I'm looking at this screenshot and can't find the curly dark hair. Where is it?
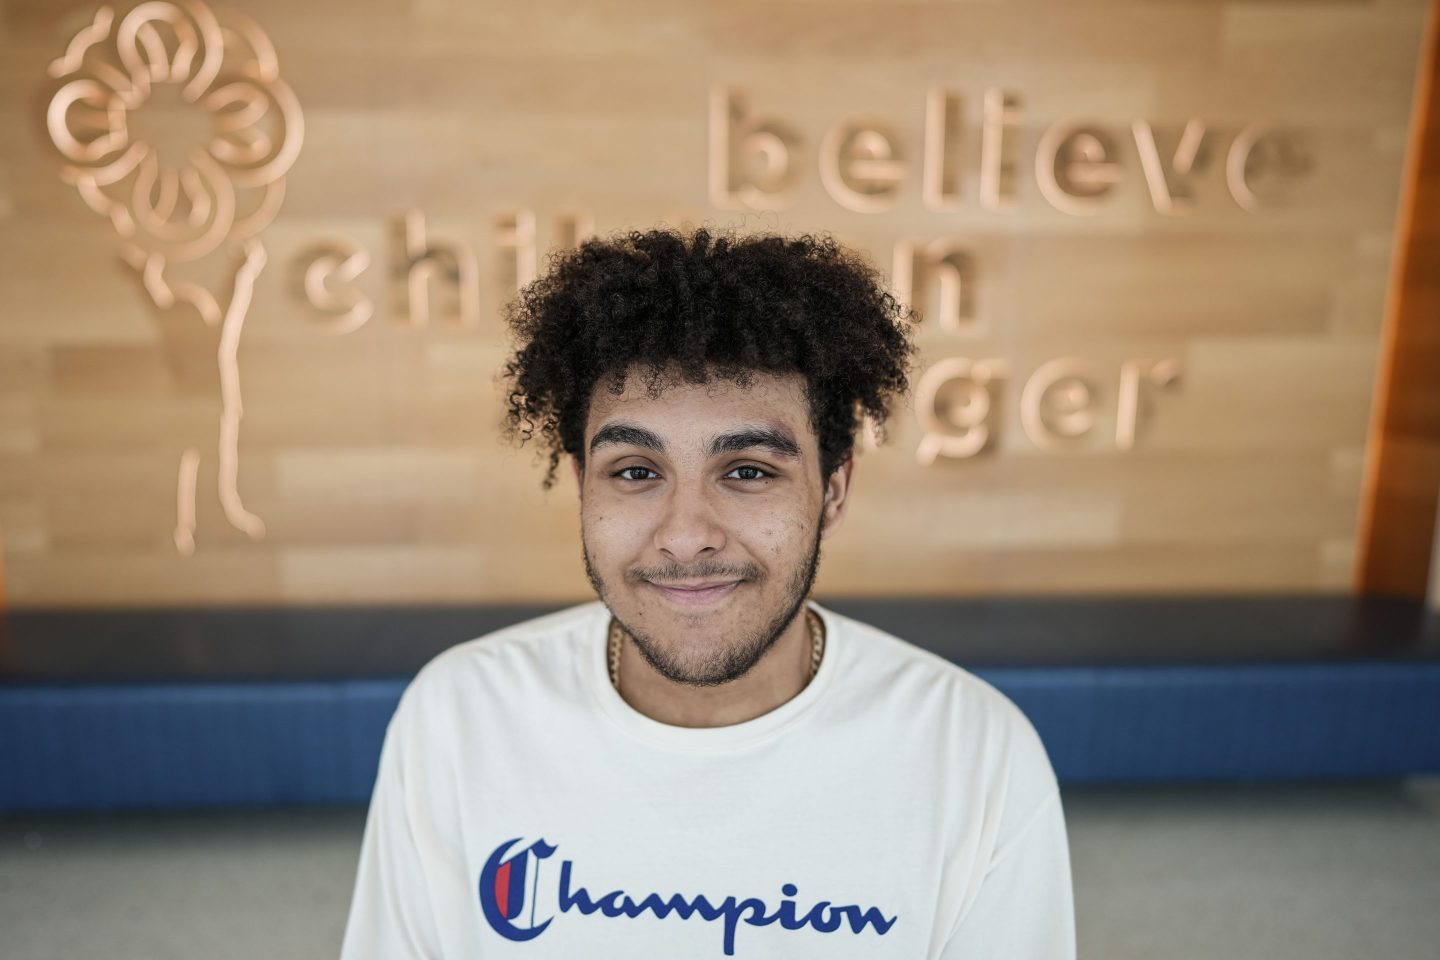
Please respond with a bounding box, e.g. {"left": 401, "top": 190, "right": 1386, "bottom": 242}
{"left": 499, "top": 224, "right": 918, "bottom": 489}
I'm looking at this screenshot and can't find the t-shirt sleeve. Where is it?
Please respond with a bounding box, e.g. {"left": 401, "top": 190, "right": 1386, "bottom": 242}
{"left": 338, "top": 704, "right": 443, "bottom": 960}
{"left": 938, "top": 694, "right": 1077, "bottom": 960}
{"left": 938, "top": 786, "right": 1076, "bottom": 959}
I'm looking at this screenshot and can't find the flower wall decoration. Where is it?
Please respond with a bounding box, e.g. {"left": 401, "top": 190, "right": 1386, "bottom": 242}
{"left": 46, "top": 0, "right": 304, "bottom": 555}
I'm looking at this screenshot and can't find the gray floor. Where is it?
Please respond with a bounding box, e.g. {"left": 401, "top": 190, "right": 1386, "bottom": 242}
{"left": 3, "top": 780, "right": 1439, "bottom": 959}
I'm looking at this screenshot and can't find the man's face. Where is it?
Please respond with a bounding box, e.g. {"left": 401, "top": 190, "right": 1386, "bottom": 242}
{"left": 575, "top": 365, "right": 852, "bottom": 687}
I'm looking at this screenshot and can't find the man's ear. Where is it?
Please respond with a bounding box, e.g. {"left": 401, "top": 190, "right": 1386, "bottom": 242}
{"left": 820, "top": 456, "right": 855, "bottom": 541}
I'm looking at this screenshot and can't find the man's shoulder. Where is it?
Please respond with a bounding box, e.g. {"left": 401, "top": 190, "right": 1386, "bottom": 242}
{"left": 392, "top": 600, "right": 605, "bottom": 718}
{"left": 827, "top": 604, "right": 1012, "bottom": 707}
{"left": 824, "top": 605, "right": 1055, "bottom": 773}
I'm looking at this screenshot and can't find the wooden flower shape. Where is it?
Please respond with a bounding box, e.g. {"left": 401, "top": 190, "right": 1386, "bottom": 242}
{"left": 46, "top": 0, "right": 303, "bottom": 262}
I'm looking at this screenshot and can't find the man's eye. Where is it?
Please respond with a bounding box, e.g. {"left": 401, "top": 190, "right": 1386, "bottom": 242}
{"left": 725, "top": 465, "right": 772, "bottom": 482}
{"left": 613, "top": 466, "right": 658, "bottom": 482}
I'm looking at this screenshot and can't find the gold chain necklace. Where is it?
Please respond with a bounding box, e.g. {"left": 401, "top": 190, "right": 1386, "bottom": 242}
{"left": 608, "top": 608, "right": 825, "bottom": 692}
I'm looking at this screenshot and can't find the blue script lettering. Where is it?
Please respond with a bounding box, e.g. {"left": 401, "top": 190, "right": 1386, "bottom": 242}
{"left": 548, "top": 857, "right": 895, "bottom": 955}
{"left": 490, "top": 841, "right": 898, "bottom": 955}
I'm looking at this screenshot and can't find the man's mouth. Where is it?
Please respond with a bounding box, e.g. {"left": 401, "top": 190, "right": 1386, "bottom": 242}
{"left": 645, "top": 579, "right": 744, "bottom": 607}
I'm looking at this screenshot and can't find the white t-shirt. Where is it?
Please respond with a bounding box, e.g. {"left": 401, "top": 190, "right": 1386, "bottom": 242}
{"left": 339, "top": 599, "right": 1075, "bottom": 959}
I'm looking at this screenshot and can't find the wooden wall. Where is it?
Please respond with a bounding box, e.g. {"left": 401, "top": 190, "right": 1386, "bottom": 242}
{"left": 0, "top": 0, "right": 1430, "bottom": 607}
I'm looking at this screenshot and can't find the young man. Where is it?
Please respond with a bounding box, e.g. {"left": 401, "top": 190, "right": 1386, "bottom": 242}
{"left": 339, "top": 227, "right": 1076, "bottom": 958}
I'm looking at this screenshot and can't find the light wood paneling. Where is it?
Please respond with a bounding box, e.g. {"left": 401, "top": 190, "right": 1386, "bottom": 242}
{"left": 0, "top": 0, "right": 1430, "bottom": 606}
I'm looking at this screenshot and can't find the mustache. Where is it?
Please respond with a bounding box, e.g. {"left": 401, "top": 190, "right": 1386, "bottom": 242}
{"left": 626, "top": 559, "right": 764, "bottom": 584}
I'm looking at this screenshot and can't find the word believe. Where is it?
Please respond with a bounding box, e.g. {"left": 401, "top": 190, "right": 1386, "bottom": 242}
{"left": 711, "top": 86, "right": 1313, "bottom": 215}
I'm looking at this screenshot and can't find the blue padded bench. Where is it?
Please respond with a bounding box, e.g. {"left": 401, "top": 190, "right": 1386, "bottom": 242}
{"left": 2, "top": 594, "right": 1438, "bottom": 811}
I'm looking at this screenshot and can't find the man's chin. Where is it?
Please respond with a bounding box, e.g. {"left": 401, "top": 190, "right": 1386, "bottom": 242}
{"left": 641, "top": 647, "right": 761, "bottom": 688}
{"left": 623, "top": 620, "right": 769, "bottom": 687}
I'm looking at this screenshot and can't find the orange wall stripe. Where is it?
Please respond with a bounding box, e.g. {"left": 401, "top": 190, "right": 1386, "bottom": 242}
{"left": 1356, "top": 0, "right": 1440, "bottom": 599}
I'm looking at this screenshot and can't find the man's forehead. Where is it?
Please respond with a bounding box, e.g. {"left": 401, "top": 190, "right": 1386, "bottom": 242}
{"left": 584, "top": 370, "right": 813, "bottom": 452}
{"left": 588, "top": 368, "right": 807, "bottom": 419}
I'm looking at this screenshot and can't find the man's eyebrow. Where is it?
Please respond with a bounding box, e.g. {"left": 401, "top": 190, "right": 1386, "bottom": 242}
{"left": 589, "top": 422, "right": 666, "bottom": 456}
{"left": 707, "top": 426, "right": 801, "bottom": 461}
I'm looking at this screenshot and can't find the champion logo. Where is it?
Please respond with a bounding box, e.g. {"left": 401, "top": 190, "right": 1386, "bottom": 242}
{"left": 479, "top": 836, "right": 898, "bottom": 955}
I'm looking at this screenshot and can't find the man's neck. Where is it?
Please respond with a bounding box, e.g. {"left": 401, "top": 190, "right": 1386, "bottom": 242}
{"left": 614, "top": 610, "right": 816, "bottom": 728}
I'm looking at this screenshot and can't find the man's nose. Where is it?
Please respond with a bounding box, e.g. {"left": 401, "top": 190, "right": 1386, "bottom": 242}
{"left": 652, "top": 476, "right": 727, "bottom": 562}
